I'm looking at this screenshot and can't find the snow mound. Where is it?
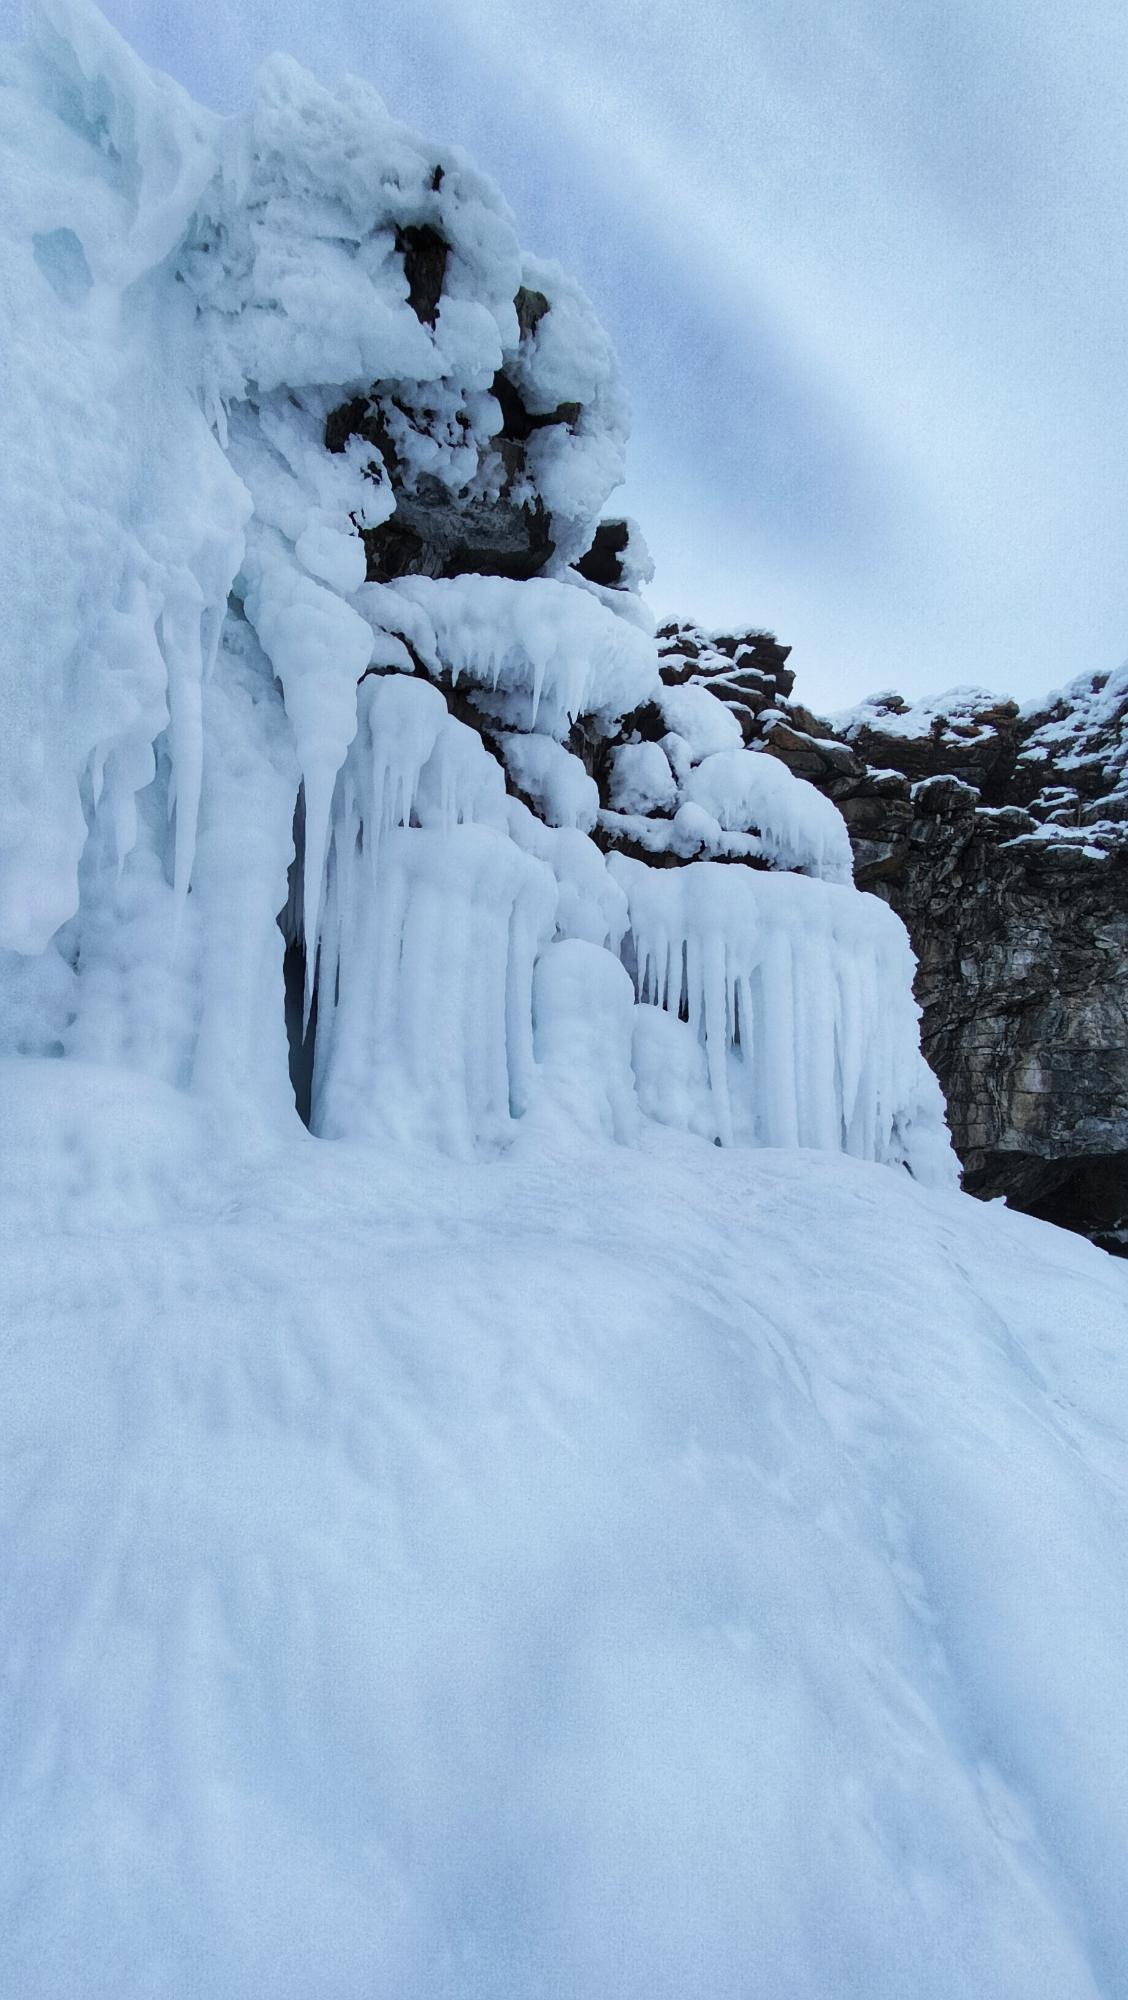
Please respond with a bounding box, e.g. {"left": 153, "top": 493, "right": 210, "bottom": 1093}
{"left": 683, "top": 746, "right": 854, "bottom": 882}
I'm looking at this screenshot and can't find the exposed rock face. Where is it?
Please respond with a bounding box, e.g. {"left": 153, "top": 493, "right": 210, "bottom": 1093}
{"left": 325, "top": 362, "right": 561, "bottom": 584}
{"left": 658, "top": 627, "right": 1128, "bottom": 1252}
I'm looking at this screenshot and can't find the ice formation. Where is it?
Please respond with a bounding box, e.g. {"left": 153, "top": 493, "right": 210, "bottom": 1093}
{"left": 614, "top": 858, "right": 950, "bottom": 1173}
{"left": 0, "top": 0, "right": 952, "bottom": 1183}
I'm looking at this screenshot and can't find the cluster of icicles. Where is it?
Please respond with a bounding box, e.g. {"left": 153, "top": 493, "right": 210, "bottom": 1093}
{"left": 293, "top": 670, "right": 951, "bottom": 1180}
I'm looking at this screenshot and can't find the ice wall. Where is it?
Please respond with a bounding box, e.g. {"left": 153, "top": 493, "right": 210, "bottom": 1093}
{"left": 0, "top": 0, "right": 956, "bottom": 1187}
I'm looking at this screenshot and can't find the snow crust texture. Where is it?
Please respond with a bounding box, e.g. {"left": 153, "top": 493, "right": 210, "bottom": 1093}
{"left": 0, "top": 0, "right": 949, "bottom": 1180}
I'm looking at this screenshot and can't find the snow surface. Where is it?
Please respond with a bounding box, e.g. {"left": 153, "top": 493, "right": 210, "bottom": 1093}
{"left": 657, "top": 679, "right": 745, "bottom": 759}
{"left": 2, "top": 1064, "right": 1127, "bottom": 1999}
{"left": 395, "top": 572, "right": 659, "bottom": 738}
{"left": 497, "top": 731, "right": 600, "bottom": 831}
{"left": 606, "top": 739, "right": 679, "bottom": 816}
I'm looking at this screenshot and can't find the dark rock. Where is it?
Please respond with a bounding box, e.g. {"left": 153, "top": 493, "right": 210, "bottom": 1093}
{"left": 362, "top": 493, "right": 554, "bottom": 584}
{"left": 575, "top": 519, "right": 631, "bottom": 589}
{"left": 360, "top": 516, "right": 425, "bottom": 582}
{"left": 836, "top": 792, "right": 915, "bottom": 886}
{"left": 395, "top": 223, "right": 448, "bottom": 326}
{"left": 614, "top": 700, "right": 670, "bottom": 746}
{"left": 490, "top": 370, "right": 581, "bottom": 442}
{"left": 725, "top": 702, "right": 768, "bottom": 745}
{"left": 326, "top": 385, "right": 558, "bottom": 585}
{"left": 657, "top": 625, "right": 795, "bottom": 705}
{"left": 656, "top": 655, "right": 703, "bottom": 687}
{"left": 972, "top": 806, "right": 1038, "bottom": 840}
{"left": 656, "top": 625, "right": 702, "bottom": 661}
{"left": 761, "top": 718, "right": 864, "bottom": 781}
{"left": 324, "top": 395, "right": 400, "bottom": 475}
{"left": 515, "top": 286, "right": 550, "bottom": 340}
{"left": 910, "top": 774, "right": 980, "bottom": 815}
{"left": 490, "top": 371, "right": 535, "bottom": 443}
{"left": 843, "top": 694, "right": 1021, "bottom": 800}
{"left": 440, "top": 503, "right": 555, "bottom": 580}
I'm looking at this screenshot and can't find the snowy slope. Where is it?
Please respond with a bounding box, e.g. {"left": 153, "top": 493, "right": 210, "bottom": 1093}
{"left": 2, "top": 1065, "right": 1127, "bottom": 1999}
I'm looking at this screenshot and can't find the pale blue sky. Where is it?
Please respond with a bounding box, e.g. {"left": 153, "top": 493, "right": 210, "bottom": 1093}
{"left": 8, "top": 0, "right": 1128, "bottom": 708}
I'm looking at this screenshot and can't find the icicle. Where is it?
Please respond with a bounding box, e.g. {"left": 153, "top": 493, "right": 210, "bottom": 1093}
{"left": 156, "top": 590, "right": 207, "bottom": 924}
{"left": 394, "top": 575, "right": 658, "bottom": 742}
{"left": 700, "top": 925, "right": 733, "bottom": 1148}
{"left": 530, "top": 649, "right": 546, "bottom": 732}
{"left": 300, "top": 759, "right": 335, "bottom": 1021}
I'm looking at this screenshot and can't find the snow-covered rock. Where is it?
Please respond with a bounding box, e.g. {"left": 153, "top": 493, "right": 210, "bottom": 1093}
{"left": 0, "top": 0, "right": 946, "bottom": 1178}
{"left": 665, "top": 620, "right": 1128, "bottom": 1248}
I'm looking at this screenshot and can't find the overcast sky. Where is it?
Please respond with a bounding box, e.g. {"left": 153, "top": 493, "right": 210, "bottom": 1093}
{"left": 10, "top": 0, "right": 1128, "bottom": 709}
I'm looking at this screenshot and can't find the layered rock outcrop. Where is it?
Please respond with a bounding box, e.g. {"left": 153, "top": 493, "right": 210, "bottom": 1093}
{"left": 647, "top": 626, "right": 1128, "bottom": 1252}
